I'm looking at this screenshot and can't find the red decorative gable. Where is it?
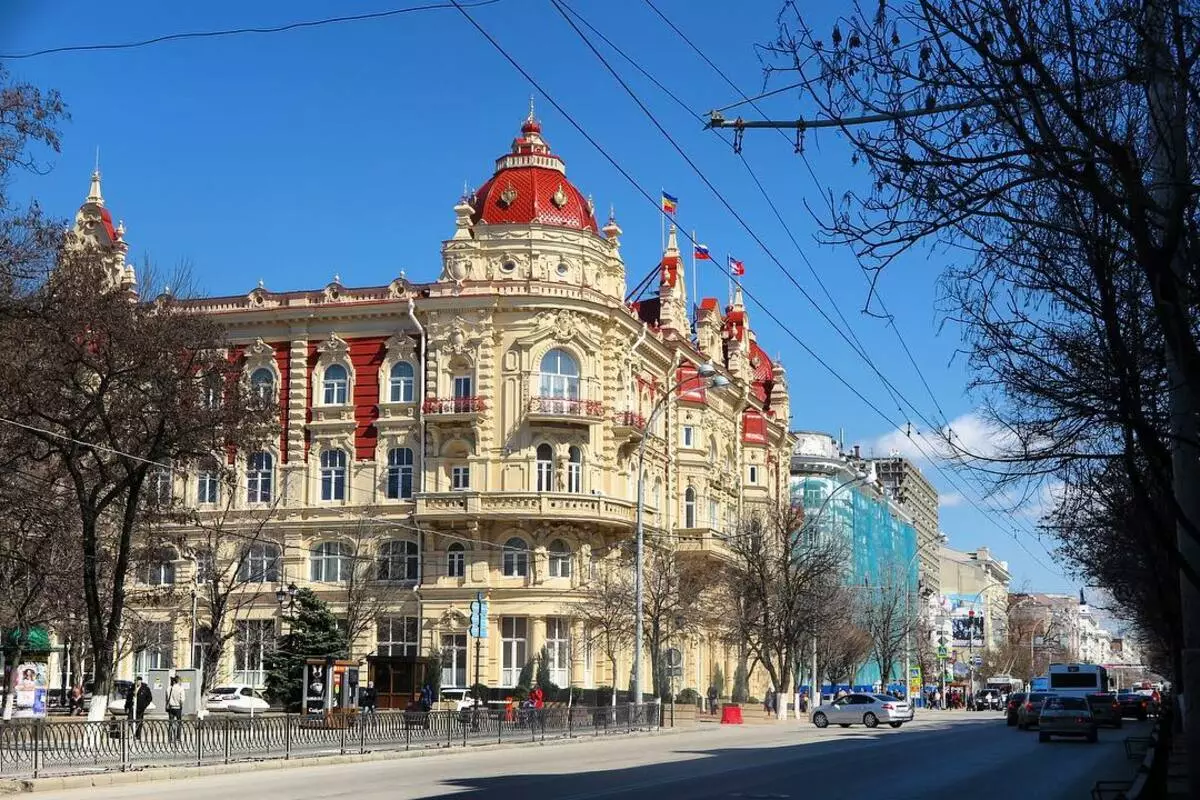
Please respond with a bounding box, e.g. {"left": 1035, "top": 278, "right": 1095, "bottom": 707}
{"left": 742, "top": 409, "right": 767, "bottom": 444}
{"left": 676, "top": 363, "right": 706, "bottom": 402}
{"left": 749, "top": 341, "right": 775, "bottom": 405}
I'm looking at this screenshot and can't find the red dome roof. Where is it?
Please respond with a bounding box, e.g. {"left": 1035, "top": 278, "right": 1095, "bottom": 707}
{"left": 470, "top": 115, "right": 598, "bottom": 233}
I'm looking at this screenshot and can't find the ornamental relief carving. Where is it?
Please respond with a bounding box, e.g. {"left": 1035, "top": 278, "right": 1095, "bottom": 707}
{"left": 316, "top": 331, "right": 350, "bottom": 359}
{"left": 243, "top": 337, "right": 276, "bottom": 373}
{"left": 383, "top": 332, "right": 418, "bottom": 363}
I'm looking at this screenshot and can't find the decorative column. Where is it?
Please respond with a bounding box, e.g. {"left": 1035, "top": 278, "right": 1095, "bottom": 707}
{"left": 529, "top": 616, "right": 546, "bottom": 668}
{"left": 570, "top": 619, "right": 586, "bottom": 687}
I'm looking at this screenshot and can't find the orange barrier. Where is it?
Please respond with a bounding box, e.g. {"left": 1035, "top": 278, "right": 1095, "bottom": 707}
{"left": 720, "top": 704, "right": 743, "bottom": 724}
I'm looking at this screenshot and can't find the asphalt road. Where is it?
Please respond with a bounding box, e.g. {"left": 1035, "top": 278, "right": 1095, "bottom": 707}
{"left": 31, "top": 711, "right": 1150, "bottom": 800}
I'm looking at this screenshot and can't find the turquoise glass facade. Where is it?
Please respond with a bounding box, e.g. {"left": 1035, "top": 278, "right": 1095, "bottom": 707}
{"left": 791, "top": 475, "right": 919, "bottom": 688}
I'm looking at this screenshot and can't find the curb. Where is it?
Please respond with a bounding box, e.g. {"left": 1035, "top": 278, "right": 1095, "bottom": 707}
{"left": 0, "top": 724, "right": 699, "bottom": 794}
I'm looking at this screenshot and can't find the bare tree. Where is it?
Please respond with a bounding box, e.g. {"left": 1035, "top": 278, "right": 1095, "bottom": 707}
{"left": 0, "top": 254, "right": 278, "bottom": 719}
{"left": 763, "top": 0, "right": 1200, "bottom": 759}
{"left": 860, "top": 566, "right": 918, "bottom": 690}
{"left": 716, "top": 504, "right": 848, "bottom": 715}
{"left": 640, "top": 544, "right": 707, "bottom": 700}
{"left": 342, "top": 515, "right": 419, "bottom": 655}
{"left": 572, "top": 546, "right": 633, "bottom": 704}
{"left": 818, "top": 622, "right": 873, "bottom": 689}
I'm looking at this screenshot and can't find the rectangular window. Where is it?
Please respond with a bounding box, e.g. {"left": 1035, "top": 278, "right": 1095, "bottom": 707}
{"left": 197, "top": 470, "right": 220, "bottom": 504}
{"left": 748, "top": 465, "right": 759, "bottom": 485}
{"left": 133, "top": 622, "right": 174, "bottom": 673}
{"left": 709, "top": 499, "right": 718, "bottom": 526}
{"left": 447, "top": 546, "right": 466, "bottom": 578}
{"left": 377, "top": 616, "right": 419, "bottom": 657}
{"left": 501, "top": 617, "right": 528, "bottom": 687}
{"left": 545, "top": 617, "right": 570, "bottom": 688}
{"left": 451, "top": 465, "right": 470, "bottom": 491}
{"left": 233, "top": 619, "right": 275, "bottom": 687}
{"left": 441, "top": 634, "right": 468, "bottom": 687}
{"left": 681, "top": 426, "right": 695, "bottom": 448}
{"left": 453, "top": 375, "right": 472, "bottom": 398}
{"left": 148, "top": 467, "right": 173, "bottom": 508}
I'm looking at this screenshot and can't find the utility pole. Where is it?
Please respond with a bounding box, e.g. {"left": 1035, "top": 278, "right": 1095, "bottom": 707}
{"left": 1146, "top": 1, "right": 1200, "bottom": 774}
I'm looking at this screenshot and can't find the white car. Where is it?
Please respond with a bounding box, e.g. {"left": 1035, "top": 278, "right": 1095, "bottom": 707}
{"left": 440, "top": 689, "right": 477, "bottom": 712}
{"left": 811, "top": 693, "right": 913, "bottom": 729}
{"left": 206, "top": 685, "right": 271, "bottom": 714}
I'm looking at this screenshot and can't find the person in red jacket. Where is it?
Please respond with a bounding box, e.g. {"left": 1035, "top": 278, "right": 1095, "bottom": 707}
{"left": 530, "top": 684, "right": 545, "bottom": 709}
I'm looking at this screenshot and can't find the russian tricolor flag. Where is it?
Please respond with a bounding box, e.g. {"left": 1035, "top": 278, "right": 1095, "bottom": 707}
{"left": 694, "top": 244, "right": 711, "bottom": 260}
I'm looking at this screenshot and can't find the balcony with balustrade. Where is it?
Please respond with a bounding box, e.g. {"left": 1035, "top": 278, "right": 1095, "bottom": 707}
{"left": 415, "top": 490, "right": 660, "bottom": 532}
{"left": 612, "top": 409, "right": 647, "bottom": 442}
{"left": 525, "top": 374, "right": 604, "bottom": 426}
{"left": 422, "top": 396, "right": 487, "bottom": 422}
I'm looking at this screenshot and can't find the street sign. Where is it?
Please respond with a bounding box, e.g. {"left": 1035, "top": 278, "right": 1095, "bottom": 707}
{"left": 937, "top": 645, "right": 948, "bottom": 659}
{"left": 469, "top": 592, "right": 489, "bottom": 638}
{"left": 669, "top": 666, "right": 683, "bottom": 677}
{"left": 972, "top": 655, "right": 983, "bottom": 668}
{"left": 665, "top": 647, "right": 683, "bottom": 668}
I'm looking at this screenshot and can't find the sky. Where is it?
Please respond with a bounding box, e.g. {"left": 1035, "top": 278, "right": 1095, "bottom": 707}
{"left": 0, "top": 0, "right": 1081, "bottom": 596}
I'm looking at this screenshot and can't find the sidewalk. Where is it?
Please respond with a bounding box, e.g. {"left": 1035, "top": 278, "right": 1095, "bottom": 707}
{"left": 1166, "top": 728, "right": 1189, "bottom": 798}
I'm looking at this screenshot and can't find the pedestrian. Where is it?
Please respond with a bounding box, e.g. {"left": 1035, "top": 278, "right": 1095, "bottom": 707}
{"left": 360, "top": 681, "right": 377, "bottom": 715}
{"left": 165, "top": 675, "right": 185, "bottom": 743}
{"left": 530, "top": 683, "right": 545, "bottom": 709}
{"left": 420, "top": 682, "right": 434, "bottom": 713}
{"left": 69, "top": 683, "right": 85, "bottom": 716}
{"left": 125, "top": 676, "right": 153, "bottom": 740}
{"left": 799, "top": 690, "right": 809, "bottom": 714}
{"left": 707, "top": 685, "right": 719, "bottom": 716}
{"left": 764, "top": 688, "right": 775, "bottom": 718}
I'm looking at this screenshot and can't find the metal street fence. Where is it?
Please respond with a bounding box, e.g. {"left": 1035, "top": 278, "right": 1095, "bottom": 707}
{"left": 0, "top": 703, "right": 661, "bottom": 779}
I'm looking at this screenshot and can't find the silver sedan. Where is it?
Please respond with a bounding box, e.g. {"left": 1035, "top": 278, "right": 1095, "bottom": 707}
{"left": 811, "top": 693, "right": 913, "bottom": 729}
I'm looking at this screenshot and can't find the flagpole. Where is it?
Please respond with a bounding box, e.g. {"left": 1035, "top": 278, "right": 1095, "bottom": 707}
{"left": 727, "top": 255, "right": 733, "bottom": 308}
{"left": 691, "top": 230, "right": 698, "bottom": 330}
{"left": 660, "top": 189, "right": 666, "bottom": 252}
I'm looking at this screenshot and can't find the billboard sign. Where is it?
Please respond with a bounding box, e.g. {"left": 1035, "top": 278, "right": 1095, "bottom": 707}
{"left": 10, "top": 662, "right": 47, "bottom": 719}
{"left": 951, "top": 616, "right": 985, "bottom": 648}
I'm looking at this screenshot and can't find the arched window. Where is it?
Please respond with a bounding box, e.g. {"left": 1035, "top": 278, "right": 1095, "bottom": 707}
{"left": 539, "top": 349, "right": 580, "bottom": 399}
{"left": 238, "top": 542, "right": 281, "bottom": 583}
{"left": 320, "top": 449, "right": 347, "bottom": 501}
{"left": 310, "top": 541, "right": 352, "bottom": 583}
{"left": 247, "top": 452, "right": 273, "bottom": 503}
{"left": 378, "top": 539, "right": 419, "bottom": 582}
{"left": 386, "top": 447, "right": 415, "bottom": 499}
{"left": 250, "top": 368, "right": 275, "bottom": 404}
{"left": 143, "top": 547, "right": 176, "bottom": 585}
{"left": 322, "top": 364, "right": 349, "bottom": 405}
{"left": 548, "top": 539, "right": 572, "bottom": 578}
{"left": 684, "top": 486, "right": 697, "bottom": 528}
{"left": 567, "top": 446, "right": 583, "bottom": 493}
{"left": 447, "top": 542, "right": 466, "bottom": 578}
{"left": 535, "top": 443, "right": 554, "bottom": 492}
{"left": 389, "top": 362, "right": 415, "bottom": 403}
{"left": 502, "top": 537, "right": 529, "bottom": 578}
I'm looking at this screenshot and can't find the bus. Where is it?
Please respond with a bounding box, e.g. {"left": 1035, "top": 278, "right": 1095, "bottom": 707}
{"left": 1048, "top": 663, "right": 1110, "bottom": 697}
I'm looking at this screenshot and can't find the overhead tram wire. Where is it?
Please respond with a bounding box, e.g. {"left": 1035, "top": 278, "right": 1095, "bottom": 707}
{"left": 555, "top": 0, "right": 908, "bottom": 419}
{"left": 449, "top": 0, "right": 910, "bottom": 433}
{"left": 637, "top": 2, "right": 1057, "bottom": 558}
{"left": 639, "top": 0, "right": 954, "bottom": 437}
{"left": 0, "top": 0, "right": 502, "bottom": 60}
{"left": 454, "top": 2, "right": 1065, "bottom": 577}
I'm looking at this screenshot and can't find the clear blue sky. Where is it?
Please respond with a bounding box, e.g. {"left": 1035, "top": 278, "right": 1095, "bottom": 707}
{"left": 1, "top": 0, "right": 1078, "bottom": 595}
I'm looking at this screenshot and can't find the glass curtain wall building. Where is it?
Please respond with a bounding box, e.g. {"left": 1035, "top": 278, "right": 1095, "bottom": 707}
{"left": 790, "top": 432, "right": 919, "bottom": 691}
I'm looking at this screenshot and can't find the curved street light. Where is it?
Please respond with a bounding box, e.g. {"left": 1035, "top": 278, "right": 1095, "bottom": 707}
{"left": 631, "top": 361, "right": 729, "bottom": 706}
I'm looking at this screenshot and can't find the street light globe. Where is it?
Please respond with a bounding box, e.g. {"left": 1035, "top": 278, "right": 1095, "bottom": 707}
{"left": 696, "top": 361, "right": 718, "bottom": 378}
{"left": 709, "top": 375, "right": 731, "bottom": 388}
{"left": 274, "top": 586, "right": 288, "bottom": 606}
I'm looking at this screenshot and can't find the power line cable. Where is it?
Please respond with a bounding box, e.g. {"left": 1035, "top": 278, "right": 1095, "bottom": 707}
{"left": 634, "top": 1, "right": 1056, "bottom": 561}
{"left": 549, "top": 0, "right": 1061, "bottom": 575}
{"left": 0, "top": 0, "right": 501, "bottom": 60}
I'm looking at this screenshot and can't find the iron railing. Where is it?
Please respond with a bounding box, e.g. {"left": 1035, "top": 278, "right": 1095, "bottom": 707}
{"left": 0, "top": 703, "right": 661, "bottom": 779}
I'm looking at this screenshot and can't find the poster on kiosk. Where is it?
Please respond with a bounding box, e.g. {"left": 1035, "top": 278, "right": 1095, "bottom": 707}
{"left": 304, "top": 657, "right": 359, "bottom": 724}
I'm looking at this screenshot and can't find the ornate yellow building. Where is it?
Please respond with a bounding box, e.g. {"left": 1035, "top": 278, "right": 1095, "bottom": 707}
{"left": 106, "top": 111, "right": 794, "bottom": 702}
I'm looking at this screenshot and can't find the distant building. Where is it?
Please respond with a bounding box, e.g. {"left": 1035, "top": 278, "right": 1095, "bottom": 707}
{"left": 939, "top": 546, "right": 1012, "bottom": 654}
{"left": 869, "top": 456, "right": 940, "bottom": 597}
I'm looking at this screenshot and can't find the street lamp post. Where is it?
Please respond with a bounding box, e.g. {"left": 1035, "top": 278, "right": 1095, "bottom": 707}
{"left": 632, "top": 362, "right": 729, "bottom": 708}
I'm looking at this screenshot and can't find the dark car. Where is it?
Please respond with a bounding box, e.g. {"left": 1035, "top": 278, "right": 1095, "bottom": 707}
{"left": 1006, "top": 692, "right": 1027, "bottom": 726}
{"left": 1017, "top": 692, "right": 1054, "bottom": 730}
{"left": 1116, "top": 692, "right": 1152, "bottom": 720}
{"left": 1085, "top": 693, "right": 1123, "bottom": 728}
{"left": 975, "top": 689, "right": 1003, "bottom": 711}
